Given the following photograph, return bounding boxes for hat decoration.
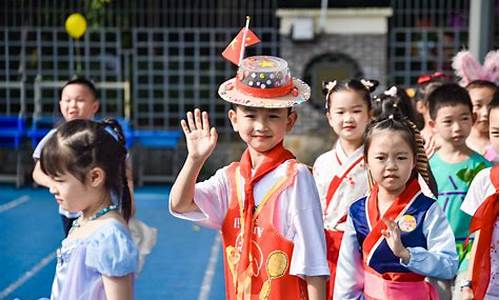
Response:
[218,56,311,108]
[452,50,499,86]
[219,17,310,108]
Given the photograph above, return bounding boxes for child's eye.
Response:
[397,156,408,160]
[374,156,384,160]
[269,114,280,119]
[335,111,344,115]
[353,110,362,114]
[52,177,64,183]
[245,114,255,118]
[461,116,470,121]
[443,120,451,124]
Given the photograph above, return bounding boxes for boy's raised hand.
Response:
[181,108,218,162]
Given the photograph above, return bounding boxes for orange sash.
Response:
[470,165,499,300]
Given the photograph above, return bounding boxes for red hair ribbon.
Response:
[417,72,447,85]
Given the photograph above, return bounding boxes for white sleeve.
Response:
[169,167,229,229]
[461,167,490,216]
[400,202,459,279]
[288,164,330,278]
[312,157,327,202]
[333,215,364,300]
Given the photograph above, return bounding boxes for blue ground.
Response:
[0,185,226,300]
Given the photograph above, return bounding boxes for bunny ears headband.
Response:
[452,50,499,87]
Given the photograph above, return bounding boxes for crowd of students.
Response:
[33,46,497,299]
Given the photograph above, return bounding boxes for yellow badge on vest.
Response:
[398,215,417,232]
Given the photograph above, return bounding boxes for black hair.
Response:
[427,83,473,120]
[372,86,420,126]
[59,76,98,100]
[414,77,448,104]
[363,112,435,194]
[322,79,379,111]
[40,118,132,221]
[489,90,499,117]
[466,80,498,92]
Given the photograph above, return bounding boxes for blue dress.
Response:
[50,219,138,300]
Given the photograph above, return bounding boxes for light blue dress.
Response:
[50,219,138,300]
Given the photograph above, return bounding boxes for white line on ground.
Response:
[0,196,30,213]
[198,234,221,300]
[0,251,56,299]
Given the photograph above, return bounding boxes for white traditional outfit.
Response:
[313,142,369,299]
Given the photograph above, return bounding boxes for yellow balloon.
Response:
[65,13,87,39]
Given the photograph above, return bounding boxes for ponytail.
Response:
[100,118,132,222]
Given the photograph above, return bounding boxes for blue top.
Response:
[50,220,138,300]
[350,193,435,274]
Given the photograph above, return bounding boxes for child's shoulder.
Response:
[313,149,335,165]
[468,150,492,166]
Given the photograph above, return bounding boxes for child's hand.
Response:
[181,108,218,162]
[381,218,411,263]
[461,286,474,300]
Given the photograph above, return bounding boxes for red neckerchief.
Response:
[470,165,499,300]
[237,142,295,277]
[362,177,420,260]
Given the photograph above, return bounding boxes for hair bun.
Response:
[360,79,379,93]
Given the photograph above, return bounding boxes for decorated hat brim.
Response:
[218,78,311,108]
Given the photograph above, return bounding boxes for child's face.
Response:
[228,106,296,153]
[48,171,92,213]
[489,107,499,151]
[59,84,99,121]
[430,104,473,148]
[366,129,415,195]
[326,90,371,145]
[469,87,495,133]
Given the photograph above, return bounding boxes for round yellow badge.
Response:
[398,215,417,232]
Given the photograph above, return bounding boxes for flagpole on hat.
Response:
[221,17,260,66]
[238,16,251,66]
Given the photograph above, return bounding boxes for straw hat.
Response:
[218,56,311,108]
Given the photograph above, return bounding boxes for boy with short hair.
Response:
[428,83,491,297]
[32,77,100,235]
[170,56,329,300]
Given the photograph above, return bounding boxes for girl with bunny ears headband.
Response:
[453,50,499,156]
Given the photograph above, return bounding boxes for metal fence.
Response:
[387,0,472,86]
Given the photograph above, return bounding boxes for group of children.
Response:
[169,51,498,300]
[33,48,498,299]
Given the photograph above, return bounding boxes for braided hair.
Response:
[363,112,433,193]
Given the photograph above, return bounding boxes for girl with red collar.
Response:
[334,113,458,300]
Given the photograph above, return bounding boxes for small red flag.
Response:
[222,28,260,66]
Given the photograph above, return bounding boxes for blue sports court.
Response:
[0,185,226,300]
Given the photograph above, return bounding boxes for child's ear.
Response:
[286,111,298,132]
[91,100,100,114]
[227,109,238,132]
[88,167,105,188]
[429,119,437,133]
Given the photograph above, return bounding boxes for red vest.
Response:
[221,161,308,300]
